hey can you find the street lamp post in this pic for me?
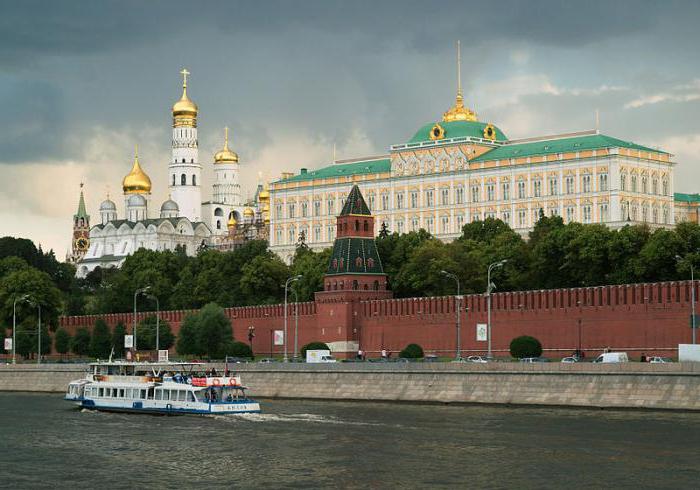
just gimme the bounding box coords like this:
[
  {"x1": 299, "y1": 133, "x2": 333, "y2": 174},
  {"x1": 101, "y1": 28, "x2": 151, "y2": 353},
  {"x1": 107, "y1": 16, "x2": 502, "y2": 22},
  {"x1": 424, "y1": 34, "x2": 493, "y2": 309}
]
[
  {"x1": 486, "y1": 259, "x2": 508, "y2": 359},
  {"x1": 36, "y1": 304, "x2": 42, "y2": 364},
  {"x1": 148, "y1": 294, "x2": 160, "y2": 352},
  {"x1": 284, "y1": 275, "x2": 302, "y2": 362},
  {"x1": 133, "y1": 286, "x2": 151, "y2": 354},
  {"x1": 12, "y1": 295, "x2": 29, "y2": 364},
  {"x1": 441, "y1": 270, "x2": 461, "y2": 359},
  {"x1": 676, "y1": 255, "x2": 696, "y2": 344},
  {"x1": 292, "y1": 287, "x2": 300, "y2": 360}
]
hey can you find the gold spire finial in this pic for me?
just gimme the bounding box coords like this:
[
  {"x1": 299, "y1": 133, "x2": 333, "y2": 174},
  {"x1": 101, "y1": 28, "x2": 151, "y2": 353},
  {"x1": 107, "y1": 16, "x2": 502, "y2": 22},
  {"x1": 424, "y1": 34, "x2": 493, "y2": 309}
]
[
  {"x1": 442, "y1": 40, "x2": 477, "y2": 122},
  {"x1": 224, "y1": 126, "x2": 230, "y2": 149},
  {"x1": 134, "y1": 144, "x2": 139, "y2": 161}
]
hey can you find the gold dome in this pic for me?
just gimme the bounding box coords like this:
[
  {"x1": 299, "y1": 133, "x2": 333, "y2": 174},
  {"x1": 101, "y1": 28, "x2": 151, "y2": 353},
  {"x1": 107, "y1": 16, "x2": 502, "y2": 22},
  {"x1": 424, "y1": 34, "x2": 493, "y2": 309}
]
[
  {"x1": 258, "y1": 185, "x2": 270, "y2": 201},
  {"x1": 263, "y1": 212, "x2": 270, "y2": 224},
  {"x1": 122, "y1": 147, "x2": 152, "y2": 195},
  {"x1": 172, "y1": 69, "x2": 198, "y2": 128},
  {"x1": 214, "y1": 127, "x2": 239, "y2": 163},
  {"x1": 262, "y1": 202, "x2": 270, "y2": 213},
  {"x1": 227, "y1": 215, "x2": 237, "y2": 228},
  {"x1": 243, "y1": 206, "x2": 255, "y2": 217}
]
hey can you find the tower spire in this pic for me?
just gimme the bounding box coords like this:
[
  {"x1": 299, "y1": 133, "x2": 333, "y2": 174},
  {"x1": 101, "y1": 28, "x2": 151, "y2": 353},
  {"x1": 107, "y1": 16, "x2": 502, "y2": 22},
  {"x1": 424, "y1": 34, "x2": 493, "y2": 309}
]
[
  {"x1": 456, "y1": 39, "x2": 462, "y2": 103},
  {"x1": 75, "y1": 182, "x2": 89, "y2": 219},
  {"x1": 442, "y1": 40, "x2": 477, "y2": 122}
]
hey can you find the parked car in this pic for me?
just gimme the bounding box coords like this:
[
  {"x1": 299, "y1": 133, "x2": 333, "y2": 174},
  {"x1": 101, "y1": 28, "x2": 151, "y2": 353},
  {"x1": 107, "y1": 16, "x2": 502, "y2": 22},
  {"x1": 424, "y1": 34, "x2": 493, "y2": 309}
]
[
  {"x1": 257, "y1": 358, "x2": 277, "y2": 363},
  {"x1": 466, "y1": 355, "x2": 488, "y2": 363},
  {"x1": 593, "y1": 352, "x2": 629, "y2": 363},
  {"x1": 423, "y1": 355, "x2": 440, "y2": 362},
  {"x1": 561, "y1": 357, "x2": 579, "y2": 363},
  {"x1": 649, "y1": 356, "x2": 674, "y2": 363},
  {"x1": 519, "y1": 357, "x2": 550, "y2": 363}
]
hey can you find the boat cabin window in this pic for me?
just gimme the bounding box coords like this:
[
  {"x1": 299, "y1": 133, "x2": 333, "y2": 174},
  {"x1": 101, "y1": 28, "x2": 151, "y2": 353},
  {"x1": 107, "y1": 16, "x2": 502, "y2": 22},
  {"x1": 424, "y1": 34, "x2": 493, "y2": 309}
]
[
  {"x1": 188, "y1": 392, "x2": 196, "y2": 402},
  {"x1": 99, "y1": 388, "x2": 104, "y2": 397}
]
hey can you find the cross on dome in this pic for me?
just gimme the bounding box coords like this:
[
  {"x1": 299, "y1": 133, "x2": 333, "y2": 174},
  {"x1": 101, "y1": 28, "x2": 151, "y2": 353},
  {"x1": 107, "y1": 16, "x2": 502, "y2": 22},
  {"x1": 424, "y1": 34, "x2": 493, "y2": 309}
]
[{"x1": 180, "y1": 68, "x2": 190, "y2": 88}]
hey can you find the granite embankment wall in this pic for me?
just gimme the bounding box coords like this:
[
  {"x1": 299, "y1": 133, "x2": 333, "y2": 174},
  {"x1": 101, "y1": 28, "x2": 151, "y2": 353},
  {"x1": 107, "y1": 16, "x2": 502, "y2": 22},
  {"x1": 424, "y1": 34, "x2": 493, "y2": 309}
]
[{"x1": 2, "y1": 363, "x2": 699, "y2": 411}]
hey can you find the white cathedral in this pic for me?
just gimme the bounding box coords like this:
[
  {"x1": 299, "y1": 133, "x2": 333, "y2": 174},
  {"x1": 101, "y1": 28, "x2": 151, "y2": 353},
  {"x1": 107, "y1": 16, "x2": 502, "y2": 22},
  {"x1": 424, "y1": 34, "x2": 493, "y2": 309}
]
[{"x1": 71, "y1": 69, "x2": 269, "y2": 277}]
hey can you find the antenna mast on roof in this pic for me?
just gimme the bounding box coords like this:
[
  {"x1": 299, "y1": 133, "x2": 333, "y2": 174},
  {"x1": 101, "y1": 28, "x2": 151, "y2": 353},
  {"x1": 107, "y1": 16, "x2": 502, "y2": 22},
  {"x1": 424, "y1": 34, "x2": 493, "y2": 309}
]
[
  {"x1": 333, "y1": 142, "x2": 337, "y2": 164},
  {"x1": 595, "y1": 109, "x2": 600, "y2": 134}
]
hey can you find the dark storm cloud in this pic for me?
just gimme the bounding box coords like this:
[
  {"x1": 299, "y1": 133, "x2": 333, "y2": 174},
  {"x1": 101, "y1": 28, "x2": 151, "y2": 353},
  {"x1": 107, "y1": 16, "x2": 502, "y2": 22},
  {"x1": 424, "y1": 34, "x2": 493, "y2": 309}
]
[{"x1": 0, "y1": 0, "x2": 699, "y2": 165}]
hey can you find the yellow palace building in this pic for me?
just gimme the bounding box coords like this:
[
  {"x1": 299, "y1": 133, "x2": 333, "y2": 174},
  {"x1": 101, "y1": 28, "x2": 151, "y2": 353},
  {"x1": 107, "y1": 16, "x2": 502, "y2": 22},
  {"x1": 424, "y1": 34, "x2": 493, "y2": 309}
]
[{"x1": 269, "y1": 54, "x2": 675, "y2": 261}]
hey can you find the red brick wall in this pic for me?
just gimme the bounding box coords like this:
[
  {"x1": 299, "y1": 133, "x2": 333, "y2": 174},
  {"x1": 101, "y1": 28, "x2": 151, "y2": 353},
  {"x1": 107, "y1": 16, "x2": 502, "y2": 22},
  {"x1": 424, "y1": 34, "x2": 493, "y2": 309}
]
[{"x1": 56, "y1": 281, "x2": 698, "y2": 358}]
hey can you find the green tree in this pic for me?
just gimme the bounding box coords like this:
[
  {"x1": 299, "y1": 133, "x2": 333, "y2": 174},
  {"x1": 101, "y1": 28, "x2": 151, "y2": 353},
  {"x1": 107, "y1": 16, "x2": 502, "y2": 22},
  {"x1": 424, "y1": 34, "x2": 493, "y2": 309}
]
[
  {"x1": 223, "y1": 340, "x2": 253, "y2": 359},
  {"x1": 301, "y1": 341, "x2": 330, "y2": 359},
  {"x1": 136, "y1": 315, "x2": 175, "y2": 351},
  {"x1": 196, "y1": 303, "x2": 233, "y2": 358},
  {"x1": 111, "y1": 322, "x2": 127, "y2": 358},
  {"x1": 89, "y1": 318, "x2": 112, "y2": 359},
  {"x1": 291, "y1": 248, "x2": 331, "y2": 301},
  {"x1": 70, "y1": 327, "x2": 91, "y2": 356},
  {"x1": 399, "y1": 343, "x2": 424, "y2": 359},
  {"x1": 394, "y1": 240, "x2": 456, "y2": 297},
  {"x1": 239, "y1": 253, "x2": 290, "y2": 305},
  {"x1": 14, "y1": 318, "x2": 50, "y2": 359},
  {"x1": 0, "y1": 266, "x2": 63, "y2": 331},
  {"x1": 176, "y1": 313, "x2": 200, "y2": 356},
  {"x1": 509, "y1": 335, "x2": 543, "y2": 359},
  {"x1": 54, "y1": 328, "x2": 71, "y2": 356}
]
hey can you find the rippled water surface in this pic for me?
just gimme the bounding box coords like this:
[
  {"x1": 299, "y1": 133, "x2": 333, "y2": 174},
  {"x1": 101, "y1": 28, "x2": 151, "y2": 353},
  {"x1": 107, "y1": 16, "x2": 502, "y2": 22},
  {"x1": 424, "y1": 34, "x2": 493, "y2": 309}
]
[{"x1": 0, "y1": 393, "x2": 699, "y2": 489}]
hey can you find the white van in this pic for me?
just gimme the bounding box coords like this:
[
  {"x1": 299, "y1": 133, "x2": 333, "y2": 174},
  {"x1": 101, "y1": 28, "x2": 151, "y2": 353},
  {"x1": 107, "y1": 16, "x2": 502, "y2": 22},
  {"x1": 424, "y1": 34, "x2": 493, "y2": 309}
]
[{"x1": 593, "y1": 352, "x2": 629, "y2": 363}]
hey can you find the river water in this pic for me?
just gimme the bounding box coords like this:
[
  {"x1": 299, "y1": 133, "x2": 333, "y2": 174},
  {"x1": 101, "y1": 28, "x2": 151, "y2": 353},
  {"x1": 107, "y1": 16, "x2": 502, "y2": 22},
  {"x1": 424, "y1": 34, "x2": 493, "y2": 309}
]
[{"x1": 0, "y1": 393, "x2": 698, "y2": 489}]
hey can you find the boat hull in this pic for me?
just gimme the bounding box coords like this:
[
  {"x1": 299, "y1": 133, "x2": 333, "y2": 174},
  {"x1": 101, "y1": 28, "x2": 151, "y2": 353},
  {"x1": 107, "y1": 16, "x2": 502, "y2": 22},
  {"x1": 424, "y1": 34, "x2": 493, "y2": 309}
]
[{"x1": 78, "y1": 399, "x2": 261, "y2": 415}]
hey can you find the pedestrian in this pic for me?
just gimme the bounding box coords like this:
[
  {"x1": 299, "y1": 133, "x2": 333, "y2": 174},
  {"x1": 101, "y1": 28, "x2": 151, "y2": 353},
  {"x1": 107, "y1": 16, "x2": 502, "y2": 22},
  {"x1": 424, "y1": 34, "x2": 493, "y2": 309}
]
[
  {"x1": 640, "y1": 352, "x2": 647, "y2": 363},
  {"x1": 357, "y1": 349, "x2": 363, "y2": 360},
  {"x1": 381, "y1": 348, "x2": 387, "y2": 360}
]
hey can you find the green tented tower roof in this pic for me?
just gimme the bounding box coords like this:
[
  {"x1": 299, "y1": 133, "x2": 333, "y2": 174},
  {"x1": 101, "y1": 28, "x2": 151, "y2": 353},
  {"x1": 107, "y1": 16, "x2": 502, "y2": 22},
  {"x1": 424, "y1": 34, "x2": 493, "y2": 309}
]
[{"x1": 340, "y1": 185, "x2": 371, "y2": 216}]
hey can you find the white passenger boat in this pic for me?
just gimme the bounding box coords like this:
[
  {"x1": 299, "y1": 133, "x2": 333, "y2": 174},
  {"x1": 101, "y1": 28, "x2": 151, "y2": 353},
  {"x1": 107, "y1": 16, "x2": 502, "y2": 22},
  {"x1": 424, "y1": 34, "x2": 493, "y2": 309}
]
[{"x1": 65, "y1": 361, "x2": 261, "y2": 415}]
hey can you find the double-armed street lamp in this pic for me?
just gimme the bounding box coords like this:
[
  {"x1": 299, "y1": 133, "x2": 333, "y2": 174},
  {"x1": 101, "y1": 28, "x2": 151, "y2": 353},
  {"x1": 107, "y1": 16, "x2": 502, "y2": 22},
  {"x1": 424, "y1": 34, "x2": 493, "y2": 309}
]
[
  {"x1": 486, "y1": 259, "x2": 508, "y2": 359},
  {"x1": 12, "y1": 294, "x2": 30, "y2": 364},
  {"x1": 133, "y1": 286, "x2": 151, "y2": 353},
  {"x1": 676, "y1": 254, "x2": 697, "y2": 344},
  {"x1": 283, "y1": 275, "x2": 302, "y2": 362},
  {"x1": 440, "y1": 270, "x2": 462, "y2": 359}
]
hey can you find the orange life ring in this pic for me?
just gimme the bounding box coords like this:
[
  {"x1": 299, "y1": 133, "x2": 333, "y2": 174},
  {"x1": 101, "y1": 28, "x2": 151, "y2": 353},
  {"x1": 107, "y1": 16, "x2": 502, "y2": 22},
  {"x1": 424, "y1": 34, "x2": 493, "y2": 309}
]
[
  {"x1": 212, "y1": 378, "x2": 221, "y2": 386},
  {"x1": 228, "y1": 378, "x2": 237, "y2": 387}
]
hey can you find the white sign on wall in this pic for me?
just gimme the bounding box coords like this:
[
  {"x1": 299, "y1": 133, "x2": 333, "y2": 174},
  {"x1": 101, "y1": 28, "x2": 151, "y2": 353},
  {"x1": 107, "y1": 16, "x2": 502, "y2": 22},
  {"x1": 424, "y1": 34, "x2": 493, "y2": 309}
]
[
  {"x1": 4, "y1": 338, "x2": 12, "y2": 351},
  {"x1": 273, "y1": 330, "x2": 284, "y2": 346},
  {"x1": 476, "y1": 323, "x2": 488, "y2": 342},
  {"x1": 158, "y1": 350, "x2": 169, "y2": 362},
  {"x1": 124, "y1": 335, "x2": 134, "y2": 349}
]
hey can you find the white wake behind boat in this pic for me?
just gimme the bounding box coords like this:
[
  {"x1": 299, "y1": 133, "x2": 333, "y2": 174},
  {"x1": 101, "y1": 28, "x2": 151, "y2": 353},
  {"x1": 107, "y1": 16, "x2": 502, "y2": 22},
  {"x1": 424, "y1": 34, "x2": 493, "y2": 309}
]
[{"x1": 65, "y1": 361, "x2": 260, "y2": 415}]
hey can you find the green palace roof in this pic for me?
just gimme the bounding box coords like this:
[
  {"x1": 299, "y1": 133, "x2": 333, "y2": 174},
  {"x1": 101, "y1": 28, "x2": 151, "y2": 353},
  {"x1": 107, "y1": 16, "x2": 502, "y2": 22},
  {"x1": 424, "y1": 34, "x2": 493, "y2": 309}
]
[
  {"x1": 675, "y1": 193, "x2": 700, "y2": 203},
  {"x1": 275, "y1": 157, "x2": 390, "y2": 183},
  {"x1": 408, "y1": 120, "x2": 508, "y2": 144},
  {"x1": 471, "y1": 133, "x2": 668, "y2": 162}
]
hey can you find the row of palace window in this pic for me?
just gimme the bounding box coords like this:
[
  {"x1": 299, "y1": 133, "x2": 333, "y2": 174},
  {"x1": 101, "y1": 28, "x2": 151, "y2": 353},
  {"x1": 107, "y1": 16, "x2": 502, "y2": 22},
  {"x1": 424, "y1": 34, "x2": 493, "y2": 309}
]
[
  {"x1": 620, "y1": 173, "x2": 669, "y2": 195},
  {"x1": 621, "y1": 202, "x2": 671, "y2": 224},
  {"x1": 275, "y1": 200, "x2": 675, "y2": 245},
  {"x1": 275, "y1": 174, "x2": 614, "y2": 219},
  {"x1": 171, "y1": 174, "x2": 198, "y2": 186}
]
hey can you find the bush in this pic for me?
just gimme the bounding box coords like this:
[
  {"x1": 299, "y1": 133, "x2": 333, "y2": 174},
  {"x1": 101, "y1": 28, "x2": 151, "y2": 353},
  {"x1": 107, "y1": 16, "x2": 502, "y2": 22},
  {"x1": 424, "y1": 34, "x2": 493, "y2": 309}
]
[
  {"x1": 509, "y1": 335, "x2": 543, "y2": 359},
  {"x1": 300, "y1": 342, "x2": 330, "y2": 359},
  {"x1": 70, "y1": 327, "x2": 91, "y2": 356},
  {"x1": 399, "y1": 343, "x2": 424, "y2": 359},
  {"x1": 223, "y1": 341, "x2": 253, "y2": 359},
  {"x1": 54, "y1": 328, "x2": 71, "y2": 355}
]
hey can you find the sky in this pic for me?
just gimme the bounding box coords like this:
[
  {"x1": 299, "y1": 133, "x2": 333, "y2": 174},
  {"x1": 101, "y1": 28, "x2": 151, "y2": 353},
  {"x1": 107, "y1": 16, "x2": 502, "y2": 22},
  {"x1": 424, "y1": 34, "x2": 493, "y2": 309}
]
[{"x1": 1, "y1": 0, "x2": 700, "y2": 257}]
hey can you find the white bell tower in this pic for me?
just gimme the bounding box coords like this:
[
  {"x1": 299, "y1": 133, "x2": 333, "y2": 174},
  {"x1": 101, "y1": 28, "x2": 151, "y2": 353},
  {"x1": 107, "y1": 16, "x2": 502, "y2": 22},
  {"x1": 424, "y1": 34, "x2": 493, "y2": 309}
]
[{"x1": 169, "y1": 68, "x2": 202, "y2": 222}]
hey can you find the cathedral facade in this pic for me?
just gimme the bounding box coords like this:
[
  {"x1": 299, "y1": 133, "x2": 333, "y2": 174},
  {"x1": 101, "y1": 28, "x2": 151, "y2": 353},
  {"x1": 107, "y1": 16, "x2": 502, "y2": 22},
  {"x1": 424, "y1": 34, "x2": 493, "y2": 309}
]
[{"x1": 71, "y1": 70, "x2": 269, "y2": 277}]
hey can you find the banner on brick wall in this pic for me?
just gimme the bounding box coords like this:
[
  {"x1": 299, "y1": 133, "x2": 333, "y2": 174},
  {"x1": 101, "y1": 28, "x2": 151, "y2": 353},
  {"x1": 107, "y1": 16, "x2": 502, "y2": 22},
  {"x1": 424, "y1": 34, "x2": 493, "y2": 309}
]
[
  {"x1": 4, "y1": 338, "x2": 11, "y2": 351},
  {"x1": 124, "y1": 335, "x2": 134, "y2": 348},
  {"x1": 476, "y1": 324, "x2": 487, "y2": 342},
  {"x1": 274, "y1": 330, "x2": 284, "y2": 346}
]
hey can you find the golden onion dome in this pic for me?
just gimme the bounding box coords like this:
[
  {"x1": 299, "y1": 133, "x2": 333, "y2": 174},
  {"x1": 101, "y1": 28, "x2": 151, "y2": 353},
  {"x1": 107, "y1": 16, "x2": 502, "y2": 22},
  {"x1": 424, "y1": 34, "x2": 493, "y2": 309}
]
[
  {"x1": 258, "y1": 186, "x2": 270, "y2": 201},
  {"x1": 262, "y1": 202, "x2": 270, "y2": 213},
  {"x1": 243, "y1": 206, "x2": 255, "y2": 217},
  {"x1": 263, "y1": 212, "x2": 270, "y2": 224},
  {"x1": 227, "y1": 215, "x2": 237, "y2": 228},
  {"x1": 122, "y1": 147, "x2": 152, "y2": 194},
  {"x1": 214, "y1": 127, "x2": 239, "y2": 164},
  {"x1": 172, "y1": 69, "x2": 198, "y2": 127},
  {"x1": 443, "y1": 41, "x2": 477, "y2": 123}
]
